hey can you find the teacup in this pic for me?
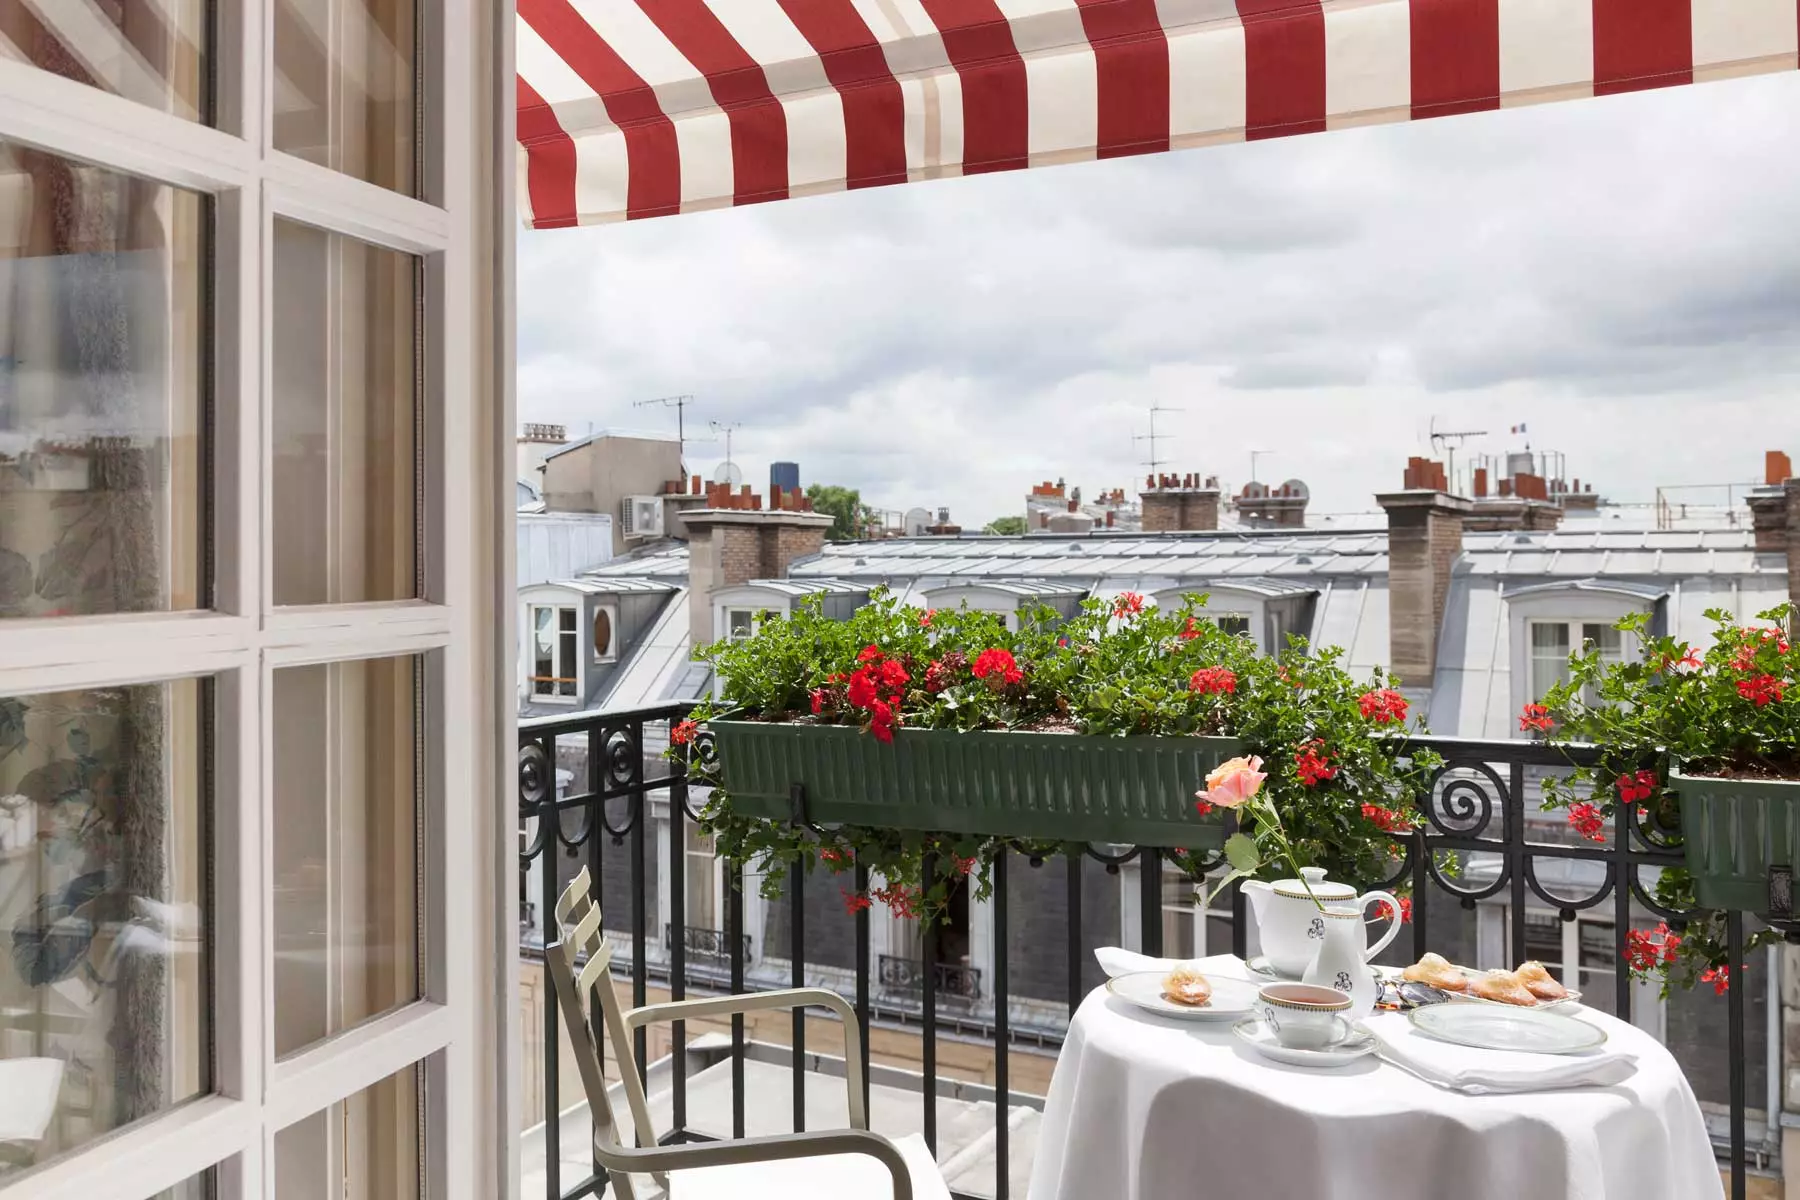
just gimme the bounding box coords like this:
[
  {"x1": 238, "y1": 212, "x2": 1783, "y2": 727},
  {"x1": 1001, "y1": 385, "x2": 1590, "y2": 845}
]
[{"x1": 1256, "y1": 983, "x2": 1354, "y2": 1051}]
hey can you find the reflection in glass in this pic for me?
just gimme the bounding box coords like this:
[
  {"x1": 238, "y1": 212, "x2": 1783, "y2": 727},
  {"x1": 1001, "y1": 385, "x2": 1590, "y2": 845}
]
[
  {"x1": 272, "y1": 657, "x2": 420, "y2": 1059},
  {"x1": 271, "y1": 219, "x2": 419, "y2": 606},
  {"x1": 0, "y1": 141, "x2": 207, "y2": 619},
  {"x1": 0, "y1": 1, "x2": 210, "y2": 122},
  {"x1": 150, "y1": 1170, "x2": 216, "y2": 1199},
  {"x1": 0, "y1": 681, "x2": 210, "y2": 1177},
  {"x1": 273, "y1": 0, "x2": 418, "y2": 195},
  {"x1": 275, "y1": 1063, "x2": 421, "y2": 1199}
]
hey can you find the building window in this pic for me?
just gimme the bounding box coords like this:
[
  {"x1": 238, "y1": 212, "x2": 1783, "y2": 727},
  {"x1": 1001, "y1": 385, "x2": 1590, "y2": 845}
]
[
  {"x1": 593, "y1": 607, "x2": 616, "y2": 662},
  {"x1": 1528, "y1": 620, "x2": 1624, "y2": 702},
  {"x1": 685, "y1": 825, "x2": 722, "y2": 933},
  {"x1": 1215, "y1": 614, "x2": 1253, "y2": 640},
  {"x1": 1511, "y1": 910, "x2": 1624, "y2": 1018},
  {"x1": 531, "y1": 605, "x2": 578, "y2": 697},
  {"x1": 724, "y1": 608, "x2": 766, "y2": 642}
]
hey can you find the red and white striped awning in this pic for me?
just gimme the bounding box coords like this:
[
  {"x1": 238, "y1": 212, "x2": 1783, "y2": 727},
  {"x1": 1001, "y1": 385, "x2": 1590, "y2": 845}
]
[{"x1": 516, "y1": 1, "x2": 1799, "y2": 229}]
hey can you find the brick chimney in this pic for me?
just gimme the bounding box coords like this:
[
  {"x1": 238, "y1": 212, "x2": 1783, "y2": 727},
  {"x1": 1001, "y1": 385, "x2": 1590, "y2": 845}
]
[
  {"x1": 679, "y1": 503, "x2": 833, "y2": 651},
  {"x1": 1378, "y1": 470, "x2": 1473, "y2": 688},
  {"x1": 1140, "y1": 472, "x2": 1222, "y2": 533}
]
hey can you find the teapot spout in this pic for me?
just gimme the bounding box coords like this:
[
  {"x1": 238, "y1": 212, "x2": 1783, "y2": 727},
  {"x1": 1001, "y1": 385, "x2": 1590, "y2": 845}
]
[{"x1": 1241, "y1": 877, "x2": 1273, "y2": 922}]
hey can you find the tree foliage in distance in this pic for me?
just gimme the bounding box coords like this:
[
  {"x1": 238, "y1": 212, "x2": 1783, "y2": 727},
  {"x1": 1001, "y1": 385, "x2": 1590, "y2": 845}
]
[
  {"x1": 984, "y1": 515, "x2": 1028, "y2": 536},
  {"x1": 804, "y1": 484, "x2": 872, "y2": 542}
]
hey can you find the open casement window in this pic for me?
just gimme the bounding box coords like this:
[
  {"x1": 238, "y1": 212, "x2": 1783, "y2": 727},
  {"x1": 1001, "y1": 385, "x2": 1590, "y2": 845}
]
[
  {"x1": 1529, "y1": 620, "x2": 1625, "y2": 704},
  {"x1": 723, "y1": 607, "x2": 769, "y2": 643},
  {"x1": 531, "y1": 604, "x2": 578, "y2": 697}
]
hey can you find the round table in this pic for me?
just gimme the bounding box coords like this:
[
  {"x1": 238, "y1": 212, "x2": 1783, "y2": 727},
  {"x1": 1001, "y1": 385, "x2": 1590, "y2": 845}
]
[{"x1": 1028, "y1": 966, "x2": 1722, "y2": 1200}]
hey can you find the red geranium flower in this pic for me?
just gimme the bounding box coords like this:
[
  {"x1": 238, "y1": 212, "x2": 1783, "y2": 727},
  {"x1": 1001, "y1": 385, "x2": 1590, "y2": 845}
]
[
  {"x1": 919, "y1": 610, "x2": 936, "y2": 627},
  {"x1": 1294, "y1": 743, "x2": 1337, "y2": 788},
  {"x1": 858, "y1": 644, "x2": 884, "y2": 663},
  {"x1": 671, "y1": 719, "x2": 698, "y2": 745},
  {"x1": 1567, "y1": 802, "x2": 1606, "y2": 843},
  {"x1": 1113, "y1": 592, "x2": 1145, "y2": 619},
  {"x1": 1738, "y1": 675, "x2": 1785, "y2": 707},
  {"x1": 1617, "y1": 770, "x2": 1657, "y2": 805},
  {"x1": 810, "y1": 689, "x2": 828, "y2": 715},
  {"x1": 1357, "y1": 688, "x2": 1409, "y2": 725},
  {"x1": 1700, "y1": 964, "x2": 1731, "y2": 994},
  {"x1": 1376, "y1": 896, "x2": 1413, "y2": 925},
  {"x1": 1194, "y1": 798, "x2": 1215, "y2": 817},
  {"x1": 972, "y1": 648, "x2": 1023, "y2": 686},
  {"x1": 1519, "y1": 703, "x2": 1554, "y2": 733},
  {"x1": 1178, "y1": 617, "x2": 1203, "y2": 640},
  {"x1": 841, "y1": 887, "x2": 872, "y2": 915},
  {"x1": 1189, "y1": 667, "x2": 1238, "y2": 696},
  {"x1": 1624, "y1": 924, "x2": 1677, "y2": 973},
  {"x1": 1361, "y1": 803, "x2": 1413, "y2": 834}
]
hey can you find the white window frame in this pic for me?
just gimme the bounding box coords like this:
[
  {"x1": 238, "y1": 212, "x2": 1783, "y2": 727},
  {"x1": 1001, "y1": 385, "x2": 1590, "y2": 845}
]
[
  {"x1": 526, "y1": 602, "x2": 579, "y2": 700},
  {"x1": 1152, "y1": 587, "x2": 1270, "y2": 655},
  {"x1": 0, "y1": 2, "x2": 507, "y2": 1196},
  {"x1": 1506, "y1": 587, "x2": 1651, "y2": 729}
]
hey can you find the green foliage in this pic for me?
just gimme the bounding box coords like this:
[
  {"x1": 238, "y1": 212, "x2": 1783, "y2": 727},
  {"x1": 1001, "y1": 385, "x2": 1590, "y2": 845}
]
[
  {"x1": 682, "y1": 589, "x2": 1441, "y2": 925},
  {"x1": 1536, "y1": 603, "x2": 1798, "y2": 991},
  {"x1": 804, "y1": 484, "x2": 873, "y2": 543},
  {"x1": 983, "y1": 515, "x2": 1028, "y2": 536}
]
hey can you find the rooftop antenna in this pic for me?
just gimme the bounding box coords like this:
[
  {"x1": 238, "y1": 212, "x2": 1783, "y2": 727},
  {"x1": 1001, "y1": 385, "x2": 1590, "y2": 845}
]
[
  {"x1": 1134, "y1": 404, "x2": 1183, "y2": 476},
  {"x1": 632, "y1": 394, "x2": 696, "y2": 474},
  {"x1": 1249, "y1": 449, "x2": 1272, "y2": 485},
  {"x1": 708, "y1": 420, "x2": 742, "y2": 472},
  {"x1": 1429, "y1": 415, "x2": 1488, "y2": 496}
]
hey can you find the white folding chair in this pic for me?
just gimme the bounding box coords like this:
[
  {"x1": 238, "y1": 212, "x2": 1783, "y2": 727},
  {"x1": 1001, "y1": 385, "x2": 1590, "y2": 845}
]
[{"x1": 546, "y1": 867, "x2": 950, "y2": 1200}]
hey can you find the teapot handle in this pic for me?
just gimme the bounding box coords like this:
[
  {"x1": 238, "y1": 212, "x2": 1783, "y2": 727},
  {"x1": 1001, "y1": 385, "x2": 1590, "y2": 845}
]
[{"x1": 1357, "y1": 891, "x2": 1402, "y2": 961}]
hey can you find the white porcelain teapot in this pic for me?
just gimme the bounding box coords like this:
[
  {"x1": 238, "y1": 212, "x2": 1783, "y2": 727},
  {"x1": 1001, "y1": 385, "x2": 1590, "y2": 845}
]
[{"x1": 1244, "y1": 867, "x2": 1398, "y2": 978}]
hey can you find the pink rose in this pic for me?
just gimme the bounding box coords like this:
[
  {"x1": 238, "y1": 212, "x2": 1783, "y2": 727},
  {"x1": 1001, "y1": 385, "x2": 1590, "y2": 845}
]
[{"x1": 1197, "y1": 755, "x2": 1266, "y2": 809}]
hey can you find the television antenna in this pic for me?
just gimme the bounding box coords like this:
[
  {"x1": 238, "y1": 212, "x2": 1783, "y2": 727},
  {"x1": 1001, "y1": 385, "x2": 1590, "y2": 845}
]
[
  {"x1": 632, "y1": 394, "x2": 696, "y2": 472},
  {"x1": 1134, "y1": 404, "x2": 1183, "y2": 475},
  {"x1": 1428, "y1": 416, "x2": 1489, "y2": 495},
  {"x1": 1249, "y1": 449, "x2": 1272, "y2": 485}
]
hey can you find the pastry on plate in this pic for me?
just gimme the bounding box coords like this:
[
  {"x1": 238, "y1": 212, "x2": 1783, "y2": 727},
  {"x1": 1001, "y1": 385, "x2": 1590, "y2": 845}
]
[
  {"x1": 1161, "y1": 966, "x2": 1213, "y2": 1007},
  {"x1": 1470, "y1": 969, "x2": 1537, "y2": 1007},
  {"x1": 1402, "y1": 952, "x2": 1469, "y2": 993},
  {"x1": 1515, "y1": 960, "x2": 1569, "y2": 1001}
]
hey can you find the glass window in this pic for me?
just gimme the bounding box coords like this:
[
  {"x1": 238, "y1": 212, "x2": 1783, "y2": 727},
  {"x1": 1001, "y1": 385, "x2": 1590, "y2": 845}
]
[
  {"x1": 1528, "y1": 621, "x2": 1572, "y2": 701},
  {"x1": 0, "y1": 142, "x2": 207, "y2": 619},
  {"x1": 149, "y1": 1170, "x2": 216, "y2": 1199},
  {"x1": 685, "y1": 825, "x2": 717, "y2": 932},
  {"x1": 275, "y1": 1062, "x2": 421, "y2": 1199},
  {"x1": 725, "y1": 609, "x2": 759, "y2": 642},
  {"x1": 273, "y1": 0, "x2": 420, "y2": 196},
  {"x1": 271, "y1": 219, "x2": 420, "y2": 606},
  {"x1": 272, "y1": 656, "x2": 421, "y2": 1059},
  {"x1": 1215, "y1": 615, "x2": 1252, "y2": 640},
  {"x1": 529, "y1": 605, "x2": 575, "y2": 697},
  {"x1": 0, "y1": 680, "x2": 210, "y2": 1176},
  {"x1": 0, "y1": 2, "x2": 210, "y2": 123}
]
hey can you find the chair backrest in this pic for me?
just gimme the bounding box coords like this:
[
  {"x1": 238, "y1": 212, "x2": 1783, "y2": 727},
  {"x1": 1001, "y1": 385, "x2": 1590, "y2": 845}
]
[{"x1": 545, "y1": 867, "x2": 660, "y2": 1196}]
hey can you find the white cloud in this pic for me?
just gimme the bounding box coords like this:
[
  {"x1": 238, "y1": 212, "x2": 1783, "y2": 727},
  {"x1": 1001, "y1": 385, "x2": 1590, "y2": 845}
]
[{"x1": 518, "y1": 71, "x2": 1800, "y2": 526}]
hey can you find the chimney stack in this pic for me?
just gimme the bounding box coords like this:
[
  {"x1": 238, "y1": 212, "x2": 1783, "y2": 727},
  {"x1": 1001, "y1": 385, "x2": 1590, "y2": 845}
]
[
  {"x1": 1378, "y1": 476, "x2": 1473, "y2": 688},
  {"x1": 679, "y1": 498, "x2": 833, "y2": 653},
  {"x1": 1140, "y1": 472, "x2": 1222, "y2": 532}
]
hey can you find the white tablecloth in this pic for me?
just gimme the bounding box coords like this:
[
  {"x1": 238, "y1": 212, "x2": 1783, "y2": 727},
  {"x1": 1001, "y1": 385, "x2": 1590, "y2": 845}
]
[{"x1": 1028, "y1": 956, "x2": 1722, "y2": 1200}]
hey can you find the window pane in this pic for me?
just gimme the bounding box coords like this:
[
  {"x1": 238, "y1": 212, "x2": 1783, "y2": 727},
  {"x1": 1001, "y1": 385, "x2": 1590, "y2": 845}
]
[
  {"x1": 0, "y1": 143, "x2": 207, "y2": 619},
  {"x1": 275, "y1": 1062, "x2": 421, "y2": 1199},
  {"x1": 557, "y1": 609, "x2": 576, "y2": 696},
  {"x1": 531, "y1": 608, "x2": 555, "y2": 696},
  {"x1": 685, "y1": 826, "x2": 715, "y2": 930},
  {"x1": 0, "y1": 680, "x2": 210, "y2": 1177},
  {"x1": 271, "y1": 220, "x2": 419, "y2": 606},
  {"x1": 1583, "y1": 623, "x2": 1624, "y2": 662},
  {"x1": 1529, "y1": 622, "x2": 1571, "y2": 701},
  {"x1": 0, "y1": 2, "x2": 209, "y2": 122},
  {"x1": 273, "y1": 0, "x2": 418, "y2": 196},
  {"x1": 1215, "y1": 615, "x2": 1251, "y2": 639},
  {"x1": 273, "y1": 657, "x2": 421, "y2": 1058}
]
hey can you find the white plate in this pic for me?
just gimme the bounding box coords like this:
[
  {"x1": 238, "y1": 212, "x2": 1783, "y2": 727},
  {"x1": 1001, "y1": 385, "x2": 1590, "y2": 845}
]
[
  {"x1": 1232, "y1": 1018, "x2": 1377, "y2": 1068},
  {"x1": 1408, "y1": 1003, "x2": 1608, "y2": 1055},
  {"x1": 1380, "y1": 965, "x2": 1582, "y2": 1010},
  {"x1": 1105, "y1": 971, "x2": 1263, "y2": 1021},
  {"x1": 1246, "y1": 956, "x2": 1301, "y2": 981}
]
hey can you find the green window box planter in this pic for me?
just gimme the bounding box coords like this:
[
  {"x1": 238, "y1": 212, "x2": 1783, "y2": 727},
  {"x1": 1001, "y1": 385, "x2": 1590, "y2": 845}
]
[
  {"x1": 708, "y1": 720, "x2": 1237, "y2": 848},
  {"x1": 1673, "y1": 765, "x2": 1800, "y2": 912}
]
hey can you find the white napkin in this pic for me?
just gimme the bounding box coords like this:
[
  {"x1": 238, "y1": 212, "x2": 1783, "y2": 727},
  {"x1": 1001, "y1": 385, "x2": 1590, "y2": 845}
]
[
  {"x1": 1094, "y1": 948, "x2": 1250, "y2": 981},
  {"x1": 1364, "y1": 1012, "x2": 1638, "y2": 1095}
]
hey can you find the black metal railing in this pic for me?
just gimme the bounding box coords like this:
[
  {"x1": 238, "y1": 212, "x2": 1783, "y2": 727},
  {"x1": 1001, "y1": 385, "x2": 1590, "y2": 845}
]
[
  {"x1": 878, "y1": 953, "x2": 983, "y2": 1000},
  {"x1": 665, "y1": 923, "x2": 751, "y2": 962},
  {"x1": 520, "y1": 706, "x2": 1765, "y2": 1200}
]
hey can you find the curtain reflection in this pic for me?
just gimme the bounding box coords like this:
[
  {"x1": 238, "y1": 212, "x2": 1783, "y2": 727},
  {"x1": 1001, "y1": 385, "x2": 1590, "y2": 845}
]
[
  {"x1": 0, "y1": 141, "x2": 206, "y2": 619},
  {"x1": 0, "y1": 1, "x2": 209, "y2": 123},
  {"x1": 0, "y1": 682, "x2": 209, "y2": 1175}
]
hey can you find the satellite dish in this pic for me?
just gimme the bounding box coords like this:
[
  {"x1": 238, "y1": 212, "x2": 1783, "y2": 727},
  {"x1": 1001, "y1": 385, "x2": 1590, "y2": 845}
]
[
  {"x1": 1278, "y1": 478, "x2": 1310, "y2": 501},
  {"x1": 1240, "y1": 480, "x2": 1270, "y2": 501},
  {"x1": 903, "y1": 507, "x2": 931, "y2": 536},
  {"x1": 713, "y1": 461, "x2": 743, "y2": 486}
]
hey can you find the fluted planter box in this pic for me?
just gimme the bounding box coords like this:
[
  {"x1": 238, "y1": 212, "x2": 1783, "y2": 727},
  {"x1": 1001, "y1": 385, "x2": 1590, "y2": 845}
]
[
  {"x1": 708, "y1": 720, "x2": 1237, "y2": 847},
  {"x1": 1673, "y1": 765, "x2": 1800, "y2": 912}
]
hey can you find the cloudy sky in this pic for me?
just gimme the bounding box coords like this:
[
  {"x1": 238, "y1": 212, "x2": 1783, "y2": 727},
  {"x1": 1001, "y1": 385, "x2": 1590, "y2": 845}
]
[{"x1": 518, "y1": 70, "x2": 1800, "y2": 529}]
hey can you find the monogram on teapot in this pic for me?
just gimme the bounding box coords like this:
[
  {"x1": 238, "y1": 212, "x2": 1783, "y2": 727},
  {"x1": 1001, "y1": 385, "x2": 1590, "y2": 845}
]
[{"x1": 1243, "y1": 866, "x2": 1398, "y2": 980}]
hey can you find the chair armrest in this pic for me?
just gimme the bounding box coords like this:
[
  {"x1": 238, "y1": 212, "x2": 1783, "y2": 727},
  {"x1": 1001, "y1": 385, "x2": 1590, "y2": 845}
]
[
  {"x1": 625, "y1": 988, "x2": 868, "y2": 1129},
  {"x1": 601, "y1": 1128, "x2": 915, "y2": 1200}
]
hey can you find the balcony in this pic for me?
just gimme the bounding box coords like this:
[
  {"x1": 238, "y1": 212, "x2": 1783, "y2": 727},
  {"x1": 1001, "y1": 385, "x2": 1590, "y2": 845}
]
[{"x1": 518, "y1": 703, "x2": 1777, "y2": 1200}]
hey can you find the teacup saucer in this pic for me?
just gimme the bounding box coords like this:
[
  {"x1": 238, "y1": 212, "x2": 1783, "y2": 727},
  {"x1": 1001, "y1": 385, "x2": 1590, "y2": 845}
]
[
  {"x1": 1232, "y1": 1018, "x2": 1377, "y2": 1068},
  {"x1": 1246, "y1": 955, "x2": 1302, "y2": 981}
]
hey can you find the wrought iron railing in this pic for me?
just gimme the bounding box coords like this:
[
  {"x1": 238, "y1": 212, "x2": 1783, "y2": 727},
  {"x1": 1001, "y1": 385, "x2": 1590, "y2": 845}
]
[
  {"x1": 878, "y1": 953, "x2": 983, "y2": 1000},
  {"x1": 520, "y1": 705, "x2": 1766, "y2": 1200}
]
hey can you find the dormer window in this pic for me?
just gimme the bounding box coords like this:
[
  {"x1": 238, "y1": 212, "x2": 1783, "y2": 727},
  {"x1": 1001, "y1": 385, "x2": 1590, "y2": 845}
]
[
  {"x1": 725, "y1": 608, "x2": 765, "y2": 642},
  {"x1": 1528, "y1": 620, "x2": 1624, "y2": 702},
  {"x1": 531, "y1": 605, "x2": 578, "y2": 697}
]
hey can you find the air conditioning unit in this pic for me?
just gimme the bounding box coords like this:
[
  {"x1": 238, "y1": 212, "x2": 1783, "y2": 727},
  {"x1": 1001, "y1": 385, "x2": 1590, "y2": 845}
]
[{"x1": 621, "y1": 495, "x2": 665, "y2": 540}]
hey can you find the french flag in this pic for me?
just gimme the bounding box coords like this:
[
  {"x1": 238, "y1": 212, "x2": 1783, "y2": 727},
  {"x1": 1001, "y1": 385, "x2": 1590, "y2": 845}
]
[{"x1": 1511, "y1": 423, "x2": 1528, "y2": 435}]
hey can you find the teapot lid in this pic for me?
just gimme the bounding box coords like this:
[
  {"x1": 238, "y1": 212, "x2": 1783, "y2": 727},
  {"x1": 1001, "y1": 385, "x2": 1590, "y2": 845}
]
[{"x1": 1271, "y1": 865, "x2": 1356, "y2": 901}]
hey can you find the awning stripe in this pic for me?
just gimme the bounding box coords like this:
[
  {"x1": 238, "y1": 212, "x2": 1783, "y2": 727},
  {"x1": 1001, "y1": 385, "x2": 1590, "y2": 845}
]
[
  {"x1": 1594, "y1": 0, "x2": 1692, "y2": 95},
  {"x1": 1238, "y1": 0, "x2": 1328, "y2": 140},
  {"x1": 517, "y1": 0, "x2": 1800, "y2": 229},
  {"x1": 1409, "y1": 0, "x2": 1499, "y2": 119},
  {"x1": 777, "y1": 0, "x2": 910, "y2": 190},
  {"x1": 920, "y1": 1, "x2": 1030, "y2": 174},
  {"x1": 1078, "y1": 0, "x2": 1172, "y2": 158}
]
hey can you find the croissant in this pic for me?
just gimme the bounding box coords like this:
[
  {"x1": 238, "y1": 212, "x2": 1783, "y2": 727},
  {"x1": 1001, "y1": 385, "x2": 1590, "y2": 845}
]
[
  {"x1": 1403, "y1": 952, "x2": 1469, "y2": 993},
  {"x1": 1162, "y1": 966, "x2": 1213, "y2": 1007},
  {"x1": 1515, "y1": 961, "x2": 1569, "y2": 1001},
  {"x1": 1471, "y1": 969, "x2": 1537, "y2": 1007}
]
